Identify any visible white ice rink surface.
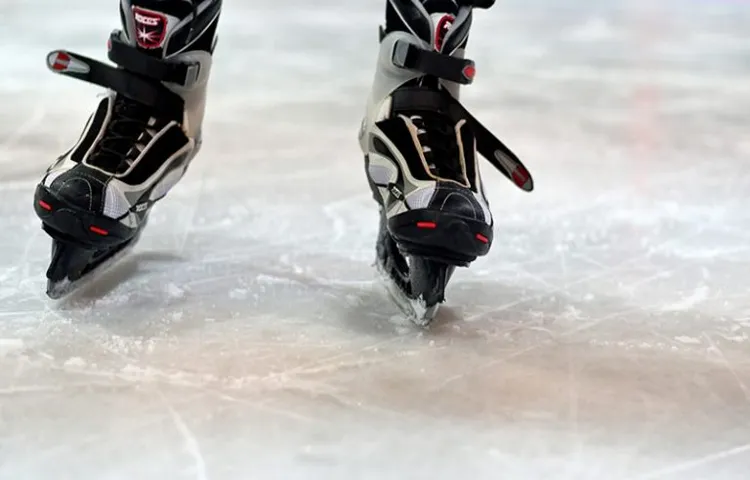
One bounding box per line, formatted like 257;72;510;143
2;0;750;478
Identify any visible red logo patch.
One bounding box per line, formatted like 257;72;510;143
435;14;455;51
132;6;167;50
51;52;71;71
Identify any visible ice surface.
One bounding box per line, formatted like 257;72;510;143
2;0;750;478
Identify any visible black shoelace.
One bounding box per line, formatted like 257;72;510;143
89;96;151;174
409;113;464;182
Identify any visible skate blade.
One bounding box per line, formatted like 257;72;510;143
376;261;440;327
46;235;141;300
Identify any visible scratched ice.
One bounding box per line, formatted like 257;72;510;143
1;0;750;479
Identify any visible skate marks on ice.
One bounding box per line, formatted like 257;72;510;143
2;285;750;479
4;189;750;476
3;134;750;479
0;167;750;478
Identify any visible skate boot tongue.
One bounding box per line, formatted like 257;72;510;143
88;96;153;175
409;109;464;182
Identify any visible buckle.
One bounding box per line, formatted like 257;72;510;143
182;62;201;88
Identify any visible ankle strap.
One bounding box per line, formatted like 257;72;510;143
107;31;202;88
389;86;534;192
392;40;476;85
46;48;184;119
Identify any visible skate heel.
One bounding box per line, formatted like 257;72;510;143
388;210;492;266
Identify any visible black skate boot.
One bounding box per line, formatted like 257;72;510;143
33;0;222;298
359;0;534;325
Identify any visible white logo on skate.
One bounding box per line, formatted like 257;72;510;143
137;28;158;44
389;185;404;200
135;12;160;26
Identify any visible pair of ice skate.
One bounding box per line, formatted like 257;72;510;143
33;0;533;326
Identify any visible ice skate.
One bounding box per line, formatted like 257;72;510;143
359;0;534;325
33;0;222;298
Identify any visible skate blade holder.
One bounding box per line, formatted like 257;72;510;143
391;39;476;85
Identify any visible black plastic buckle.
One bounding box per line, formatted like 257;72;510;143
392;40;476;85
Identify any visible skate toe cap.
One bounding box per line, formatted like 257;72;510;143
54;177;96;210
431;185;484;222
